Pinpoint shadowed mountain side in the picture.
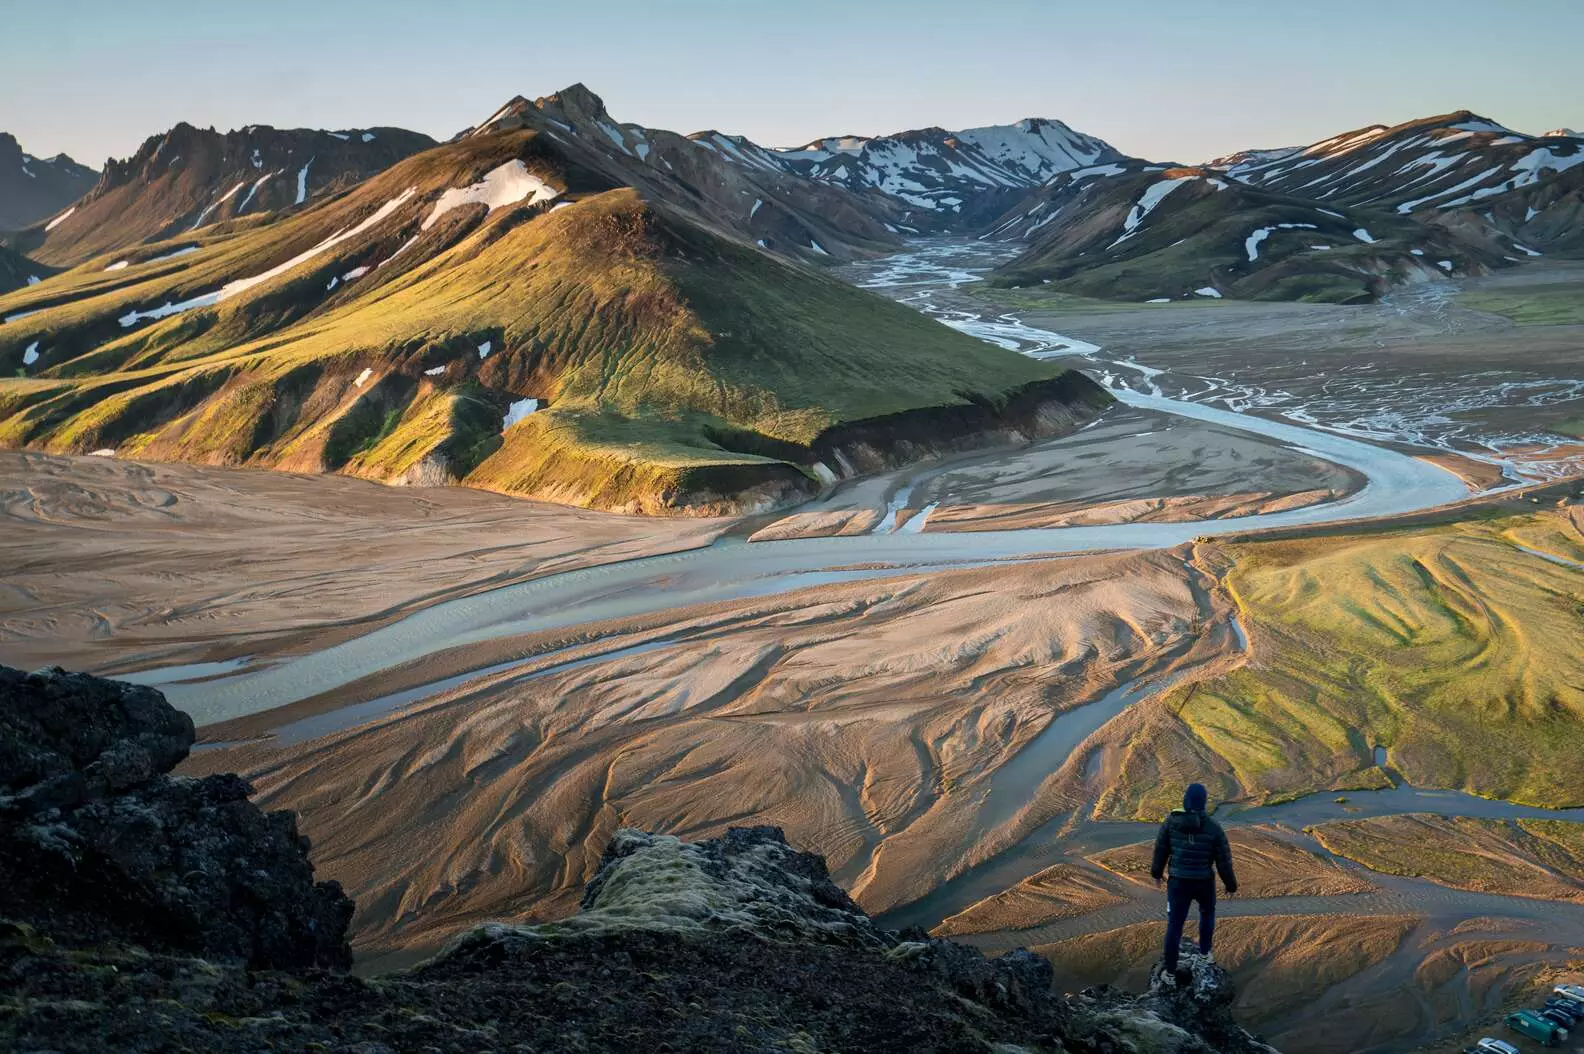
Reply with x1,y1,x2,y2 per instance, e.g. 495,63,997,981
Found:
0,132,97,231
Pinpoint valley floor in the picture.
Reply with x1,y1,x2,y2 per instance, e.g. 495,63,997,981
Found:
2,245,1583,1054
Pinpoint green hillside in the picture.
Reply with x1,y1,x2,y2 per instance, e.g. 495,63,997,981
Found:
0,130,1107,513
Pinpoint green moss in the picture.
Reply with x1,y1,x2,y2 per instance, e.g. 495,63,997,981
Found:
1107,509,1584,818
1,177,1094,511
1461,284,1584,326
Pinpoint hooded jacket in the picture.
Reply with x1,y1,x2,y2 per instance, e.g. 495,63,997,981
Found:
1150,785,1237,890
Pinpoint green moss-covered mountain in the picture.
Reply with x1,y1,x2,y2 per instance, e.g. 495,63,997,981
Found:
0,119,1107,514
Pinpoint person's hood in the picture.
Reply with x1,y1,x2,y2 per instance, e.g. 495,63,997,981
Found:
1183,782,1208,812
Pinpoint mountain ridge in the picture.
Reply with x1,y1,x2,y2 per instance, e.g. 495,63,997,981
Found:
16,122,437,267
0,132,97,232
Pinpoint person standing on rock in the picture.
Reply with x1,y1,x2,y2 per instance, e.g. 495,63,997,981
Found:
1150,782,1237,984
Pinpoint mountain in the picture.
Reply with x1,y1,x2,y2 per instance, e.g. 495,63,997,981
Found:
0,245,50,296
983,110,1584,301
988,163,1505,302
456,84,905,261
0,133,97,231
0,104,1108,514
768,118,1128,230
17,123,437,267
1222,111,1584,252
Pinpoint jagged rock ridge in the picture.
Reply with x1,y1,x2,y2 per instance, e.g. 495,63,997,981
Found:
18,122,437,266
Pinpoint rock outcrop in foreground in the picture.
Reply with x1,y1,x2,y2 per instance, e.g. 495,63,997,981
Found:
0,664,1276,1053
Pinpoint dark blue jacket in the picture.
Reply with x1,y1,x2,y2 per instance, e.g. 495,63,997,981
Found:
1150,808,1237,890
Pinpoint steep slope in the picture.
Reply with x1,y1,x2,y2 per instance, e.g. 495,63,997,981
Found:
0,245,50,296
1227,111,1584,253
458,84,904,261
18,123,436,267
770,118,1128,230
0,133,97,231
0,124,1107,513
989,164,1503,302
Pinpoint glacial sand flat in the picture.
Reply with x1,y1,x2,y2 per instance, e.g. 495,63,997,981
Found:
1312,815,1584,902
0,451,726,673
183,547,1237,956
751,407,1360,541
1091,825,1375,899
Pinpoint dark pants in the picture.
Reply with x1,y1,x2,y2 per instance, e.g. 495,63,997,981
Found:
1163,876,1217,972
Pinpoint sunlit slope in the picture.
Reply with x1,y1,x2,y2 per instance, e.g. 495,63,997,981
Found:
1101,508,1584,818
0,129,1105,512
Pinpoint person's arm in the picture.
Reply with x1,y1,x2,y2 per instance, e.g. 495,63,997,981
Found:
1214,826,1238,893
1150,822,1170,886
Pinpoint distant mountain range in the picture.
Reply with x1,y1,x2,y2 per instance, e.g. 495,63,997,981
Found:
1,87,1579,511
986,111,1584,301
12,124,436,267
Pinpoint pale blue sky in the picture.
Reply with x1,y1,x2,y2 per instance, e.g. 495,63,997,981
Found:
2,0,1580,168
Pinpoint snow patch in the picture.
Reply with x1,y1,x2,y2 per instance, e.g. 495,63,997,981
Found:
477,341,492,359
353,368,373,388
22,342,39,365
149,245,200,263
502,397,539,430
342,265,370,281
1245,222,1318,261
89,449,115,457
1145,297,1171,303
1352,228,1377,244
25,275,40,286
1437,259,1454,271
119,188,416,328
1194,287,1222,298
1513,243,1543,257
1111,176,1195,245
117,292,222,328
750,198,762,218
44,207,75,231
238,170,276,212
423,160,559,230
423,365,446,376
190,181,247,229
809,240,829,255
105,260,129,272
362,132,375,142
328,132,350,141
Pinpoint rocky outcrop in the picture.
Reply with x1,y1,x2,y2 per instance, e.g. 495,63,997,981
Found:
0,667,1276,1052
0,665,353,970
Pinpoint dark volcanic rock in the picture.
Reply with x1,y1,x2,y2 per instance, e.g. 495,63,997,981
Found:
0,665,193,812
0,664,352,970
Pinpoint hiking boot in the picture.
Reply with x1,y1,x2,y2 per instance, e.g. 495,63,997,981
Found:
1160,970,1179,989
